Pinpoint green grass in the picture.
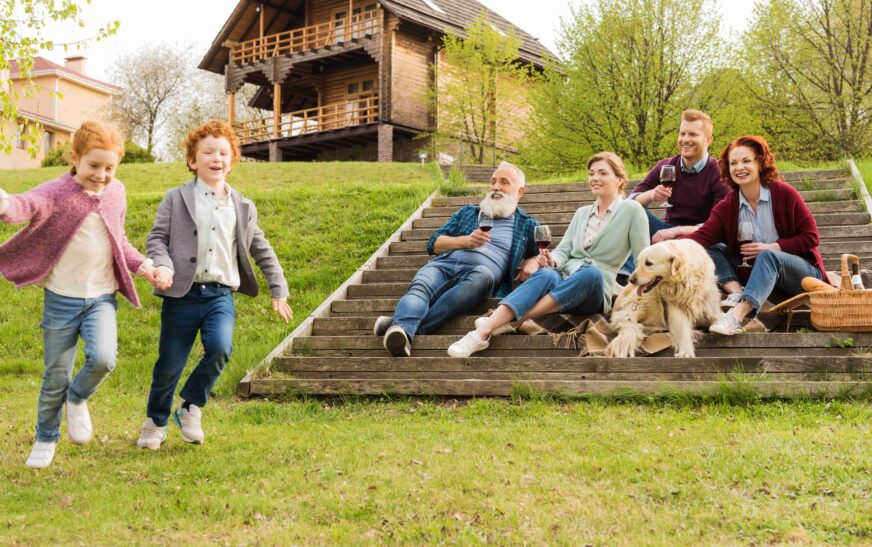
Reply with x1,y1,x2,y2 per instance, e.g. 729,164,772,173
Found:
856,159,872,196
2,161,872,543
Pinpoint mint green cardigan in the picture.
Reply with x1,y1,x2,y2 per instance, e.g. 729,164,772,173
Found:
551,198,650,313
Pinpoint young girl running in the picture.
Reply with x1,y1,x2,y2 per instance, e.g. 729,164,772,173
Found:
0,121,160,468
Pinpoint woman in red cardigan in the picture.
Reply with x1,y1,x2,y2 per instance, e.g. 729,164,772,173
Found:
686,136,827,335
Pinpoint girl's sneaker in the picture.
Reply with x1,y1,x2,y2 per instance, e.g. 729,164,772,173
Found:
66,400,93,445
25,441,57,469
720,292,744,308
710,309,744,336
136,418,167,450
173,405,204,444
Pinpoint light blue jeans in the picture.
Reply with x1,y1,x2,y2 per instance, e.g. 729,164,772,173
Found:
500,265,604,319
37,289,118,443
707,247,824,311
392,258,495,339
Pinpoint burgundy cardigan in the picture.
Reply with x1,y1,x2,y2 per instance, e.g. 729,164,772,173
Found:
0,173,146,306
686,180,827,277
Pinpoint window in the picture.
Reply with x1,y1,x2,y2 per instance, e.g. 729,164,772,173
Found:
16,123,28,150
347,82,360,94
362,80,374,92
45,131,54,152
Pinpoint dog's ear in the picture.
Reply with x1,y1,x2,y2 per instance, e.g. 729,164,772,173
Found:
669,253,684,280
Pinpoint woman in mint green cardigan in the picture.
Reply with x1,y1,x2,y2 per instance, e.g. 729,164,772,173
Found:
448,152,650,358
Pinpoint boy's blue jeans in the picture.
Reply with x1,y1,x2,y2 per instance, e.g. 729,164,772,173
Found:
37,289,118,443
147,283,234,427
392,258,495,339
500,265,604,320
707,247,824,310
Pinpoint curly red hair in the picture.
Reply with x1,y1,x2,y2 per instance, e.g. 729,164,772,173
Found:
718,135,780,191
184,120,240,174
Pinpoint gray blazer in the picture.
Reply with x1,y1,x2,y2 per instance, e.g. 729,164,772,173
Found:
146,178,289,299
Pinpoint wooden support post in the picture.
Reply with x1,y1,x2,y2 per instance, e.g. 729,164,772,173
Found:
348,0,353,34
228,92,236,126
273,83,282,138
259,5,265,58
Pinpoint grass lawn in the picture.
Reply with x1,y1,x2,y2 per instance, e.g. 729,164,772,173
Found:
2,161,872,544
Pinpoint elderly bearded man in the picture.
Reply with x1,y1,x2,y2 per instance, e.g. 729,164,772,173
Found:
373,162,542,357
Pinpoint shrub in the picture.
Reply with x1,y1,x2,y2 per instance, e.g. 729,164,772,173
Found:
122,140,156,164
41,142,71,167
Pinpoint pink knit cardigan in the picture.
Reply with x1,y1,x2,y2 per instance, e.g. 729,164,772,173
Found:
0,173,146,307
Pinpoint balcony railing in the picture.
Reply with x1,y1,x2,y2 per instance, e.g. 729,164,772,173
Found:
234,94,379,145
230,9,382,65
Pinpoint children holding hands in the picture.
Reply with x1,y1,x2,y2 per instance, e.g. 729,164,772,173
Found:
137,121,292,450
0,122,163,468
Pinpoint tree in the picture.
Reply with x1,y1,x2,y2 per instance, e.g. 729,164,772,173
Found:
521,0,723,171
107,42,191,157
430,12,532,164
743,0,872,160
1,0,118,155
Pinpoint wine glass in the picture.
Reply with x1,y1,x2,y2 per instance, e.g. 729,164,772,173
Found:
478,210,494,232
738,221,754,267
660,165,676,208
534,225,552,252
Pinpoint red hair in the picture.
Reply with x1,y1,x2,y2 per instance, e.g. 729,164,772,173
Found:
184,120,240,174
70,121,125,175
718,135,780,191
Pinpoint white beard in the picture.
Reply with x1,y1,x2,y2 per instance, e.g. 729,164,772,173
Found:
479,190,519,219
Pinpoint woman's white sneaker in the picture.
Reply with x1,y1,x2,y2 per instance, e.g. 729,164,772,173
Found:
710,310,744,336
474,316,516,336
66,400,93,445
25,441,57,469
173,405,205,444
720,292,744,308
136,418,167,450
447,331,490,358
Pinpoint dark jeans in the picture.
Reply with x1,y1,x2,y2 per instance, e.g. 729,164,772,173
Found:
147,283,235,427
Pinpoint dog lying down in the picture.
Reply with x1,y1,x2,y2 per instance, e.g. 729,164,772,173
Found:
606,239,721,358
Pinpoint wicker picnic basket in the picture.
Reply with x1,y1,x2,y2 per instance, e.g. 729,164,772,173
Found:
807,254,872,332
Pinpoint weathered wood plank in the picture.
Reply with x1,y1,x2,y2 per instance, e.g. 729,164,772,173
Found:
249,378,872,397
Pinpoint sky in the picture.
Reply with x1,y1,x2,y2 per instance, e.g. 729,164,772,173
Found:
32,0,760,82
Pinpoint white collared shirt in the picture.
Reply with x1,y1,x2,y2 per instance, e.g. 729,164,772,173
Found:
583,196,622,248
193,179,240,289
738,186,779,244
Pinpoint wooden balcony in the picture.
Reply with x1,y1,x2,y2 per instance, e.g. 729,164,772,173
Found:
234,94,379,145
230,9,382,65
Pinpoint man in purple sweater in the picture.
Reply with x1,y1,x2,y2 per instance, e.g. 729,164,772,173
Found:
621,110,729,275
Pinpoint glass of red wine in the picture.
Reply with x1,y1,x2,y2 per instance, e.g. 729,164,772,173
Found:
738,221,754,267
660,164,676,208
534,225,552,255
478,210,494,233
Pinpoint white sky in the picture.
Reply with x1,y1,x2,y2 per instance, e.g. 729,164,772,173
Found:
33,0,759,81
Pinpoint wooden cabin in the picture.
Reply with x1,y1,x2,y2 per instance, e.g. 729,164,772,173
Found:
199,0,553,162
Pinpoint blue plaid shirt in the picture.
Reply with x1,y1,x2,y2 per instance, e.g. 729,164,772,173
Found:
426,204,540,297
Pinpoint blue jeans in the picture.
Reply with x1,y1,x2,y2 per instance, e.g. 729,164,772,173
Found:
37,290,118,443
621,208,673,275
501,265,604,319
707,247,823,310
392,258,495,339
147,283,235,427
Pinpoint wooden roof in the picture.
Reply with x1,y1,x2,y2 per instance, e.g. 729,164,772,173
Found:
198,0,556,74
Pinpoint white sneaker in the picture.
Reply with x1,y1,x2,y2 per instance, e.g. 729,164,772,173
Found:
447,330,490,358
474,316,515,336
25,441,57,469
710,310,745,336
136,418,167,450
173,405,205,444
720,292,744,308
66,399,93,445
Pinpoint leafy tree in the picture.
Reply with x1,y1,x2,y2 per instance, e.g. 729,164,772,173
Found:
1,0,118,155
743,0,872,160
430,11,532,164
521,0,723,171
121,139,155,163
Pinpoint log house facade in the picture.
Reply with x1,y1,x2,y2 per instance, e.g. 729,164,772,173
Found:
199,0,553,162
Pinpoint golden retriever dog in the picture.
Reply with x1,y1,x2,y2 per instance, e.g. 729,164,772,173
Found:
606,239,721,358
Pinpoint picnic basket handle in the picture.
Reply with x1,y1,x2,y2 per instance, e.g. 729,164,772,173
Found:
839,254,859,290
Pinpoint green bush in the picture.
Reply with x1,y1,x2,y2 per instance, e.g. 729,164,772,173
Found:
122,140,156,164
40,142,70,167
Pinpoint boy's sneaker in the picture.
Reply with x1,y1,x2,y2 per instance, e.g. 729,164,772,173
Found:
373,315,393,337
383,325,411,357
710,310,745,336
173,405,204,444
474,316,515,336
66,399,93,445
136,418,167,450
447,330,490,358
720,292,744,308
25,441,57,469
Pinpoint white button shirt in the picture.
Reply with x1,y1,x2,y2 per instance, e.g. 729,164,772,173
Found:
193,179,240,289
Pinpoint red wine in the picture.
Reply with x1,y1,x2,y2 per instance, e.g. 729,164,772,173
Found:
479,225,492,232
536,241,550,251
661,179,674,188
738,239,751,246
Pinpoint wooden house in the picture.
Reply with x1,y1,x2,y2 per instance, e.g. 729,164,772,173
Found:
199,0,553,162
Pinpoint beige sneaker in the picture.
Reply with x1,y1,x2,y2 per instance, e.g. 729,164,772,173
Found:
25,441,57,469
66,400,93,445
173,405,205,444
136,418,167,450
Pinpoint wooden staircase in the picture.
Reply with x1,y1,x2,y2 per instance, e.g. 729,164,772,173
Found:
241,169,872,398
